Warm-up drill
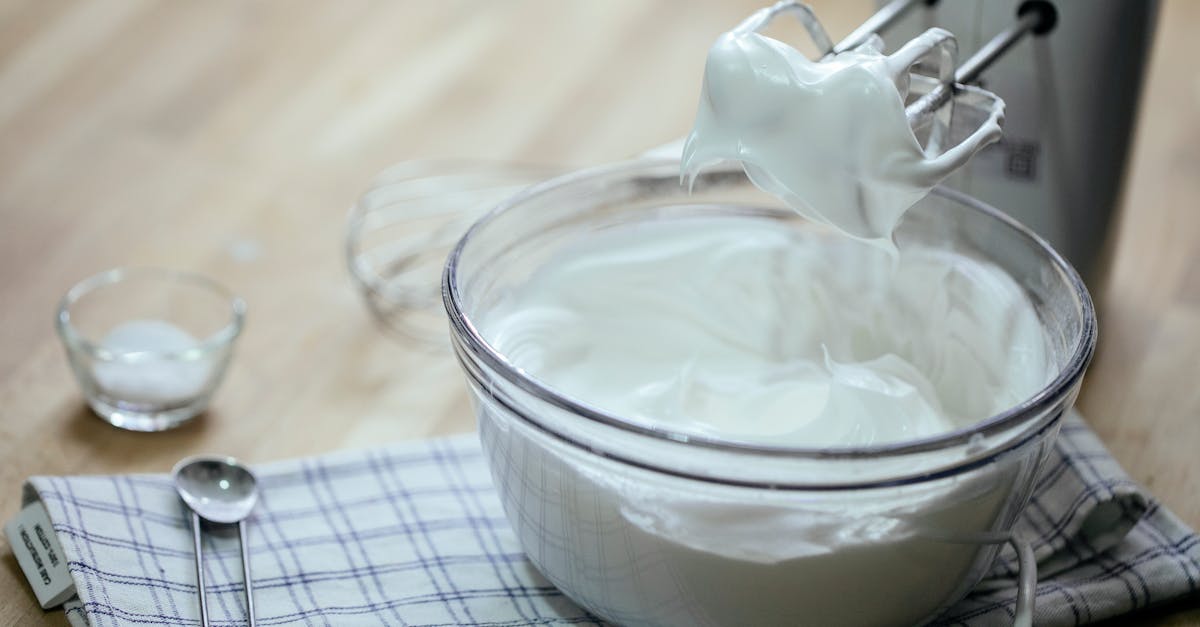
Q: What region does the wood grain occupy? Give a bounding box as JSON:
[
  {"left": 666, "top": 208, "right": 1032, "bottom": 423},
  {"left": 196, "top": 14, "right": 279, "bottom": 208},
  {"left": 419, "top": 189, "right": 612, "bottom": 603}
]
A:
[{"left": 0, "top": 1, "right": 1196, "bottom": 624}]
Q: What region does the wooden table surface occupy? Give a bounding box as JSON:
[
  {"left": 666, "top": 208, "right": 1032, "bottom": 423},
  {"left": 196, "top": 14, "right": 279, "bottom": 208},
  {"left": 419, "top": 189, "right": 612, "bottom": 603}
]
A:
[{"left": 1, "top": 0, "right": 1197, "bottom": 624}]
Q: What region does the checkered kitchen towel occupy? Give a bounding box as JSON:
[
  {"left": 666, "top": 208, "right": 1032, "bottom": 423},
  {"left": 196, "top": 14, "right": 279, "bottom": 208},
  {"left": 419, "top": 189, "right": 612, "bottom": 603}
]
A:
[{"left": 11, "top": 411, "right": 1199, "bottom": 626}]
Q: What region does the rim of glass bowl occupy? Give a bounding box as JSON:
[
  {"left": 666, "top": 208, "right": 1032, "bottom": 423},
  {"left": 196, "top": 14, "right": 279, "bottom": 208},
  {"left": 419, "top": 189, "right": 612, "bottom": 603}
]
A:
[
  {"left": 443, "top": 159, "right": 1097, "bottom": 464},
  {"left": 56, "top": 267, "right": 246, "bottom": 362}
]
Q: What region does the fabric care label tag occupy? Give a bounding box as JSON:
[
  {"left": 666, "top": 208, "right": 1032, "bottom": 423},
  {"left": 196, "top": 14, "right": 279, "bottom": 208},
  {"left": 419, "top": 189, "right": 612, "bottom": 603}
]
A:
[{"left": 4, "top": 501, "right": 75, "bottom": 608}]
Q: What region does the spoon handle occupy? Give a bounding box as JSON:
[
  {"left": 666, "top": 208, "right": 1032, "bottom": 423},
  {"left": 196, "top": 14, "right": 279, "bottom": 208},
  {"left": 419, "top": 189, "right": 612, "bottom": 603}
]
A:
[
  {"left": 190, "top": 511, "right": 211, "bottom": 627},
  {"left": 238, "top": 520, "right": 256, "bottom": 626}
]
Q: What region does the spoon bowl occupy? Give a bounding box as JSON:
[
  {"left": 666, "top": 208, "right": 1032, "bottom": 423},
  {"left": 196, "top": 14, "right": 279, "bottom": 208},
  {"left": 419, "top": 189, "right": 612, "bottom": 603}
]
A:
[{"left": 173, "top": 456, "right": 258, "bottom": 523}]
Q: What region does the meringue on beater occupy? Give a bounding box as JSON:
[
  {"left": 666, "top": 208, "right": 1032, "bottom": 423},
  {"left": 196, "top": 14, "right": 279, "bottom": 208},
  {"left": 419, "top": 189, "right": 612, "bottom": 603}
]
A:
[{"left": 682, "top": 15, "right": 1003, "bottom": 245}]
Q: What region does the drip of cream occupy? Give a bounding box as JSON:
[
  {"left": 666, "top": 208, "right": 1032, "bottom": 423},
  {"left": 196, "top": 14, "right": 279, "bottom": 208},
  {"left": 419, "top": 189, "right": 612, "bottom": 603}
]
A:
[
  {"left": 480, "top": 217, "right": 1050, "bottom": 447},
  {"left": 681, "top": 25, "right": 1004, "bottom": 246}
]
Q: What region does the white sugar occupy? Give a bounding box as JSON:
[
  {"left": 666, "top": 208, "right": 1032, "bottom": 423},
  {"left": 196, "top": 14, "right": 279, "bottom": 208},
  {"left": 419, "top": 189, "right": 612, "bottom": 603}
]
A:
[{"left": 92, "top": 320, "right": 213, "bottom": 405}]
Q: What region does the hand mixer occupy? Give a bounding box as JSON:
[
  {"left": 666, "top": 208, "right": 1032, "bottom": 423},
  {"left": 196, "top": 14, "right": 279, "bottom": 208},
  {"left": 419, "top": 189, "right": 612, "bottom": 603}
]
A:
[{"left": 735, "top": 0, "right": 1057, "bottom": 156}]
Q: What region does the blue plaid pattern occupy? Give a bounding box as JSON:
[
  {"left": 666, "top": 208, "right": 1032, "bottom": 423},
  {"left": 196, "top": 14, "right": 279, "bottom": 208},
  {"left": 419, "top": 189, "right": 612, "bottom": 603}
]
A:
[
  {"left": 15, "top": 412, "right": 1199, "bottom": 626},
  {"left": 936, "top": 414, "right": 1200, "bottom": 625}
]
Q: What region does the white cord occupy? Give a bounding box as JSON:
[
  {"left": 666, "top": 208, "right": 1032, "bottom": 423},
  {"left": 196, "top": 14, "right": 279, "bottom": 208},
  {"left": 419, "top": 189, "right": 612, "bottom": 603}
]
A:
[{"left": 1010, "top": 534, "right": 1038, "bottom": 627}]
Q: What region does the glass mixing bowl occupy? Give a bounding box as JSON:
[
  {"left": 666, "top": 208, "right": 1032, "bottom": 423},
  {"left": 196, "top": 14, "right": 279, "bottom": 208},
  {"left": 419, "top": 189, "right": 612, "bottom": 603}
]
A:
[{"left": 443, "top": 159, "right": 1095, "bottom": 626}]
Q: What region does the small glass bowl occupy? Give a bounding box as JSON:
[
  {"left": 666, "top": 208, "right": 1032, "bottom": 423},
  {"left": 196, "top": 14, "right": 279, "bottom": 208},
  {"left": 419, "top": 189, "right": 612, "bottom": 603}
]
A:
[{"left": 55, "top": 268, "right": 246, "bottom": 431}]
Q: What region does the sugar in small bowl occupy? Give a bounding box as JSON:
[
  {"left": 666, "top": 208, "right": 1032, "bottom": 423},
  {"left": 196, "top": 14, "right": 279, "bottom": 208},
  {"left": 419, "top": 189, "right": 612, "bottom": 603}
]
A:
[{"left": 56, "top": 268, "right": 245, "bottom": 431}]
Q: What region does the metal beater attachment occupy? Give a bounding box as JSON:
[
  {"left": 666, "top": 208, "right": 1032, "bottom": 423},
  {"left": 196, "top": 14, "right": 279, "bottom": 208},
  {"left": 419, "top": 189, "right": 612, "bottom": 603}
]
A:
[
  {"left": 906, "top": 1, "right": 1058, "bottom": 128},
  {"left": 744, "top": 0, "right": 1058, "bottom": 138}
]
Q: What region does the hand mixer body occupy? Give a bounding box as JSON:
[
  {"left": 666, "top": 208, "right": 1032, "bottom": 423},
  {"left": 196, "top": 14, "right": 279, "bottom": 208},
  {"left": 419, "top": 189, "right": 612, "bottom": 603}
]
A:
[{"left": 880, "top": 0, "right": 1157, "bottom": 282}]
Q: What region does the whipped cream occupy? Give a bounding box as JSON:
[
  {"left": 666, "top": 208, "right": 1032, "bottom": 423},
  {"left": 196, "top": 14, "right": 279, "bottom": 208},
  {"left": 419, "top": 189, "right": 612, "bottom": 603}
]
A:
[
  {"left": 92, "top": 319, "right": 212, "bottom": 405},
  {"left": 467, "top": 11, "right": 1054, "bottom": 625},
  {"left": 480, "top": 216, "right": 1050, "bottom": 447},
  {"left": 477, "top": 20, "right": 1037, "bottom": 447},
  {"left": 682, "top": 24, "right": 1003, "bottom": 246}
]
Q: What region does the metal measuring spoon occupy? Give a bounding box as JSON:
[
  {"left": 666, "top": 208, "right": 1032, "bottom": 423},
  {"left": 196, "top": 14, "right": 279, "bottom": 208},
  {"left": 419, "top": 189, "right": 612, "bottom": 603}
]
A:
[{"left": 173, "top": 455, "right": 259, "bottom": 627}]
